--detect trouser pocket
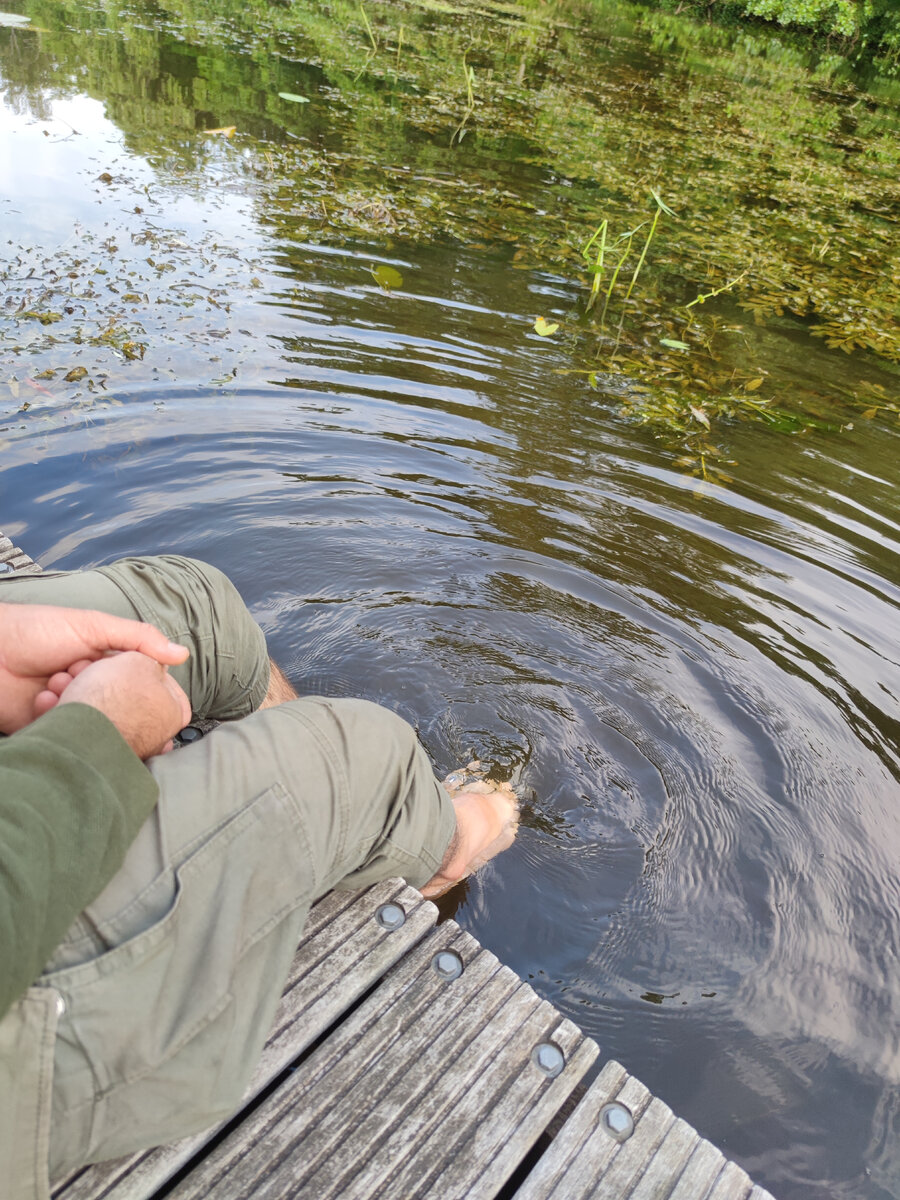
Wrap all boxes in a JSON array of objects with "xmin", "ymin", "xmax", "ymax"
[
  {"xmin": 0, "ymin": 987, "xmax": 58, "ymax": 1200},
  {"xmin": 43, "ymin": 781, "xmax": 313, "ymax": 1176}
]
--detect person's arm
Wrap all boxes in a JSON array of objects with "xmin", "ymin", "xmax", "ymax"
[
  {"xmin": 0, "ymin": 704, "xmax": 159, "ymax": 1020},
  {"xmin": 0, "ymin": 647, "xmax": 193, "ymax": 1019}
]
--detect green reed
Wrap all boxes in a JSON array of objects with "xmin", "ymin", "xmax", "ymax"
[{"xmin": 582, "ymin": 191, "xmax": 674, "ymax": 327}]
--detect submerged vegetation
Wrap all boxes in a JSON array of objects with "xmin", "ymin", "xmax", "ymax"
[{"xmin": 1, "ymin": 0, "xmax": 898, "ymax": 473}]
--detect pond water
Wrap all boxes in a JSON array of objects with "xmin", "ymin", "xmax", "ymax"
[{"xmin": 1, "ymin": 1, "xmax": 899, "ymax": 1196}]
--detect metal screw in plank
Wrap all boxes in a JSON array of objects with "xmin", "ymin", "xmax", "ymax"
[
  {"xmin": 375, "ymin": 903, "xmax": 406, "ymax": 931},
  {"xmin": 531, "ymin": 1042, "xmax": 565, "ymax": 1078},
  {"xmin": 178, "ymin": 726, "xmax": 204, "ymax": 744},
  {"xmin": 600, "ymin": 1101, "xmax": 635, "ymax": 1142},
  {"xmin": 431, "ymin": 949, "xmax": 464, "ymax": 981}
]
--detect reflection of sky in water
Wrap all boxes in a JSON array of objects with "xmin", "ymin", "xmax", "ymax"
[
  {"xmin": 1, "ymin": 95, "xmax": 141, "ymax": 232},
  {"xmin": 0, "ymin": 91, "xmax": 258, "ymax": 259}
]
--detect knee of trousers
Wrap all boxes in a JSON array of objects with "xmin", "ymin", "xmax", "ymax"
[
  {"xmin": 282, "ymin": 697, "xmax": 452, "ymax": 893},
  {"xmin": 96, "ymin": 555, "xmax": 270, "ymax": 719}
]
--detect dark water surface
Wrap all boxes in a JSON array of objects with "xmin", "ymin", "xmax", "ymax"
[{"xmin": 2, "ymin": 2, "xmax": 899, "ymax": 1197}]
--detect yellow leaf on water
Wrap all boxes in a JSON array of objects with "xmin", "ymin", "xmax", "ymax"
[
  {"xmin": 689, "ymin": 405, "xmax": 710, "ymax": 429},
  {"xmin": 861, "ymin": 407, "xmax": 878, "ymax": 420},
  {"xmin": 744, "ymin": 377, "xmax": 764, "ymax": 391},
  {"xmin": 203, "ymin": 126, "xmax": 237, "ymax": 138},
  {"xmin": 534, "ymin": 316, "xmax": 559, "ymax": 336}
]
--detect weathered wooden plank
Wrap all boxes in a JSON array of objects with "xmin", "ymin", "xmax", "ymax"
[
  {"xmin": 667, "ymin": 1139, "xmax": 730, "ymax": 1200},
  {"xmin": 166, "ymin": 920, "xmax": 598, "ymax": 1200},
  {"xmin": 514, "ymin": 1058, "xmax": 771, "ymax": 1200},
  {"xmin": 167, "ymin": 925, "xmax": 511, "ymax": 1199},
  {"xmin": 707, "ymin": 1160, "xmax": 757, "ymax": 1200},
  {"xmin": 515, "ymin": 1061, "xmax": 653, "ymax": 1200},
  {"xmin": 0, "ymin": 531, "xmax": 42, "ymax": 574},
  {"xmin": 302, "ymin": 949, "xmax": 554, "ymax": 1200},
  {"xmin": 422, "ymin": 1012, "xmax": 600, "ymax": 1200},
  {"xmin": 55, "ymin": 879, "xmax": 438, "ymax": 1200},
  {"xmin": 589, "ymin": 1095, "xmax": 676, "ymax": 1197},
  {"xmin": 627, "ymin": 1117, "xmax": 702, "ymax": 1199}
]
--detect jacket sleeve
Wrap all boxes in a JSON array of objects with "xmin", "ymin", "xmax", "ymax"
[{"xmin": 0, "ymin": 704, "xmax": 159, "ymax": 1020}]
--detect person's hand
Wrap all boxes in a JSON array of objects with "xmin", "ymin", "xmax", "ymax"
[
  {"xmin": 0, "ymin": 603, "xmax": 189, "ymax": 734},
  {"xmin": 57, "ymin": 652, "xmax": 192, "ymax": 760}
]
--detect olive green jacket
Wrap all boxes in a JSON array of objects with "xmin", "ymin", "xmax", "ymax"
[{"xmin": 0, "ymin": 704, "xmax": 156, "ymax": 1200}]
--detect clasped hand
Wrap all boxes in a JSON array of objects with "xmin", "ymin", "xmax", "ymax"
[{"xmin": 0, "ymin": 603, "xmax": 191, "ymax": 759}]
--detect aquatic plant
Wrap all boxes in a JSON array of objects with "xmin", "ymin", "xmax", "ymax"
[
  {"xmin": 582, "ymin": 192, "xmax": 674, "ymax": 325},
  {"xmin": 451, "ymin": 53, "xmax": 477, "ymax": 145},
  {"xmin": 2, "ymin": 0, "xmax": 898, "ymax": 474}
]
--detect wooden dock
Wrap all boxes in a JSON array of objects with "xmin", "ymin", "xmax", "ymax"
[{"xmin": 1, "ymin": 531, "xmax": 775, "ymax": 1199}]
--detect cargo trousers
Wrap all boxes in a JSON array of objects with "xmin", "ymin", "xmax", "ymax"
[{"xmin": 0, "ymin": 556, "xmax": 455, "ymax": 1195}]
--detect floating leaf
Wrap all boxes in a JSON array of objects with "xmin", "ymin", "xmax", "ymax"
[
  {"xmin": 203, "ymin": 126, "xmax": 237, "ymax": 138},
  {"xmin": 278, "ymin": 93, "xmax": 310, "ymax": 104},
  {"xmin": 660, "ymin": 338, "xmax": 690, "ymax": 351},
  {"xmin": 744, "ymin": 377, "xmax": 764, "ymax": 391},
  {"xmin": 861, "ymin": 407, "xmax": 878, "ymax": 420},
  {"xmin": 534, "ymin": 316, "xmax": 559, "ymax": 336},
  {"xmin": 371, "ymin": 264, "xmax": 404, "ymax": 291},
  {"xmin": 21, "ymin": 310, "xmax": 63, "ymax": 325},
  {"xmin": 0, "ymin": 12, "xmax": 32, "ymax": 27},
  {"xmin": 64, "ymin": 367, "xmax": 88, "ymax": 382},
  {"xmin": 689, "ymin": 405, "xmax": 711, "ymax": 429}
]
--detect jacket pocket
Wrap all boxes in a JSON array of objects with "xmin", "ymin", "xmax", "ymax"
[{"xmin": 43, "ymin": 781, "xmax": 312, "ymax": 1172}]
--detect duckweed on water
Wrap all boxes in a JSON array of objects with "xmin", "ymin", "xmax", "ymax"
[{"xmin": 1, "ymin": 0, "xmax": 898, "ymax": 470}]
